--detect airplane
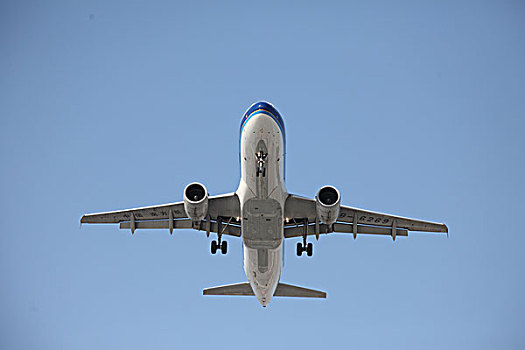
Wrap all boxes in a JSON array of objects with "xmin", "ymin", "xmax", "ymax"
[{"xmin": 81, "ymin": 101, "xmax": 448, "ymax": 307}]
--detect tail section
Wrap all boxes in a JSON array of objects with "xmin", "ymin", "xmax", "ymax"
[{"xmin": 203, "ymin": 282, "xmax": 326, "ymax": 298}]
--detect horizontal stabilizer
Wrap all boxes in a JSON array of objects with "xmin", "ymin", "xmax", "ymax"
[
  {"xmin": 203, "ymin": 282, "xmax": 326, "ymax": 298},
  {"xmin": 203, "ymin": 283, "xmax": 254, "ymax": 296},
  {"xmin": 274, "ymin": 283, "xmax": 326, "ymax": 298}
]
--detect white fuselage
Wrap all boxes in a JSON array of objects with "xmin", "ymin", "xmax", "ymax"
[{"xmin": 236, "ymin": 109, "xmax": 287, "ymax": 306}]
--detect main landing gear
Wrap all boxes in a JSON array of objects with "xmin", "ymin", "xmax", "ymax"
[
  {"xmin": 211, "ymin": 237, "xmax": 227, "ymax": 255},
  {"xmin": 297, "ymin": 242, "xmax": 313, "ymax": 256},
  {"xmin": 296, "ymin": 232, "xmax": 313, "ymax": 257},
  {"xmin": 211, "ymin": 216, "xmax": 232, "ymax": 255}
]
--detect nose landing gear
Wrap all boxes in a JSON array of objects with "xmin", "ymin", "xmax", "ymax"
[{"xmin": 255, "ymin": 150, "xmax": 268, "ymax": 177}]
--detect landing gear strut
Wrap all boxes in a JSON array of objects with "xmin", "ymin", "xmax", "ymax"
[{"xmin": 211, "ymin": 216, "xmax": 232, "ymax": 255}]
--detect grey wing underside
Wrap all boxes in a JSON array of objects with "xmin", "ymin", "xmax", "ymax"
[
  {"xmin": 80, "ymin": 193, "xmax": 241, "ymax": 237},
  {"xmin": 203, "ymin": 282, "xmax": 326, "ymax": 298},
  {"xmin": 283, "ymin": 194, "xmax": 448, "ymax": 240}
]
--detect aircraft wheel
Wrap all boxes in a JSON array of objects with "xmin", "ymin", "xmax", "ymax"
[
  {"xmin": 296, "ymin": 242, "xmax": 303, "ymax": 256},
  {"xmin": 211, "ymin": 240, "xmax": 217, "ymax": 254},
  {"xmin": 306, "ymin": 243, "xmax": 313, "ymax": 257},
  {"xmin": 221, "ymin": 240, "xmax": 228, "ymax": 255}
]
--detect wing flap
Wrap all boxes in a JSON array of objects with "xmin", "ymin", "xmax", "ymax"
[
  {"xmin": 285, "ymin": 223, "xmax": 408, "ymax": 238},
  {"xmin": 120, "ymin": 218, "xmax": 241, "ymax": 237}
]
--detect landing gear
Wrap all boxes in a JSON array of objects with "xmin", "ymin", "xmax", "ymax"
[
  {"xmin": 296, "ymin": 219, "xmax": 314, "ymax": 257},
  {"xmin": 296, "ymin": 242, "xmax": 314, "ymax": 257},
  {"xmin": 211, "ymin": 216, "xmax": 231, "ymax": 255},
  {"xmin": 306, "ymin": 242, "xmax": 313, "ymax": 256},
  {"xmin": 211, "ymin": 236, "xmax": 227, "ymax": 255},
  {"xmin": 255, "ymin": 151, "xmax": 268, "ymax": 177}
]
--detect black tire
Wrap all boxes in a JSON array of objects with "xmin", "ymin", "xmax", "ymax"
[
  {"xmin": 296, "ymin": 242, "xmax": 303, "ymax": 256},
  {"xmin": 307, "ymin": 243, "xmax": 313, "ymax": 257},
  {"xmin": 211, "ymin": 240, "xmax": 217, "ymax": 254},
  {"xmin": 221, "ymin": 240, "xmax": 228, "ymax": 255}
]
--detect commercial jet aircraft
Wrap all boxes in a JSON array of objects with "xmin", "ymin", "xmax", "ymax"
[{"xmin": 81, "ymin": 101, "xmax": 448, "ymax": 306}]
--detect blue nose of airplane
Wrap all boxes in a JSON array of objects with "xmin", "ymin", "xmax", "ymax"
[
  {"xmin": 240, "ymin": 101, "xmax": 286, "ymax": 140},
  {"xmin": 246, "ymin": 101, "xmax": 281, "ymax": 118}
]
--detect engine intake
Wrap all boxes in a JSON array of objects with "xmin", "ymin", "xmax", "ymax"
[
  {"xmin": 183, "ymin": 182, "xmax": 209, "ymax": 222},
  {"xmin": 316, "ymin": 186, "xmax": 341, "ymax": 226}
]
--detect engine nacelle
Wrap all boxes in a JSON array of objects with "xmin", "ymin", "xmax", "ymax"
[
  {"xmin": 183, "ymin": 182, "xmax": 209, "ymax": 222},
  {"xmin": 315, "ymin": 185, "xmax": 341, "ymax": 226}
]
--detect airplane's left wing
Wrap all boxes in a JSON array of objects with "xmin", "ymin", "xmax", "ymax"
[
  {"xmin": 283, "ymin": 194, "xmax": 447, "ymax": 240},
  {"xmin": 81, "ymin": 193, "xmax": 241, "ymax": 237}
]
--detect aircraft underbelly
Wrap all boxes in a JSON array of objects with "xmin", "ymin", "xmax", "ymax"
[
  {"xmin": 237, "ymin": 113, "xmax": 286, "ymax": 305},
  {"xmin": 243, "ymin": 198, "xmax": 282, "ymax": 248},
  {"xmin": 243, "ymin": 245, "xmax": 282, "ymax": 305}
]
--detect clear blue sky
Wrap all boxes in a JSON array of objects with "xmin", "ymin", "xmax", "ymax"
[{"xmin": 1, "ymin": 1, "xmax": 524, "ymax": 349}]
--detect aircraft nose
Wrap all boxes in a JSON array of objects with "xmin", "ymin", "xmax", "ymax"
[
  {"xmin": 240, "ymin": 101, "xmax": 286, "ymax": 141},
  {"xmin": 242, "ymin": 101, "xmax": 283, "ymax": 122},
  {"xmin": 254, "ymin": 101, "xmax": 280, "ymax": 117}
]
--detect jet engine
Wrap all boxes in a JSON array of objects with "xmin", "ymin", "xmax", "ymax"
[
  {"xmin": 315, "ymin": 185, "xmax": 341, "ymax": 226},
  {"xmin": 183, "ymin": 182, "xmax": 209, "ymax": 222}
]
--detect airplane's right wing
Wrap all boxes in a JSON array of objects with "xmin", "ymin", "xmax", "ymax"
[{"xmin": 81, "ymin": 193, "xmax": 241, "ymax": 237}]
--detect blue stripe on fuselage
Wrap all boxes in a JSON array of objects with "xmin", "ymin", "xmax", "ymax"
[{"xmin": 239, "ymin": 101, "xmax": 286, "ymax": 145}]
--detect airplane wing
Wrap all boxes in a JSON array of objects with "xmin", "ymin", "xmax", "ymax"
[
  {"xmin": 283, "ymin": 194, "xmax": 447, "ymax": 240},
  {"xmin": 81, "ymin": 193, "xmax": 241, "ymax": 237}
]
